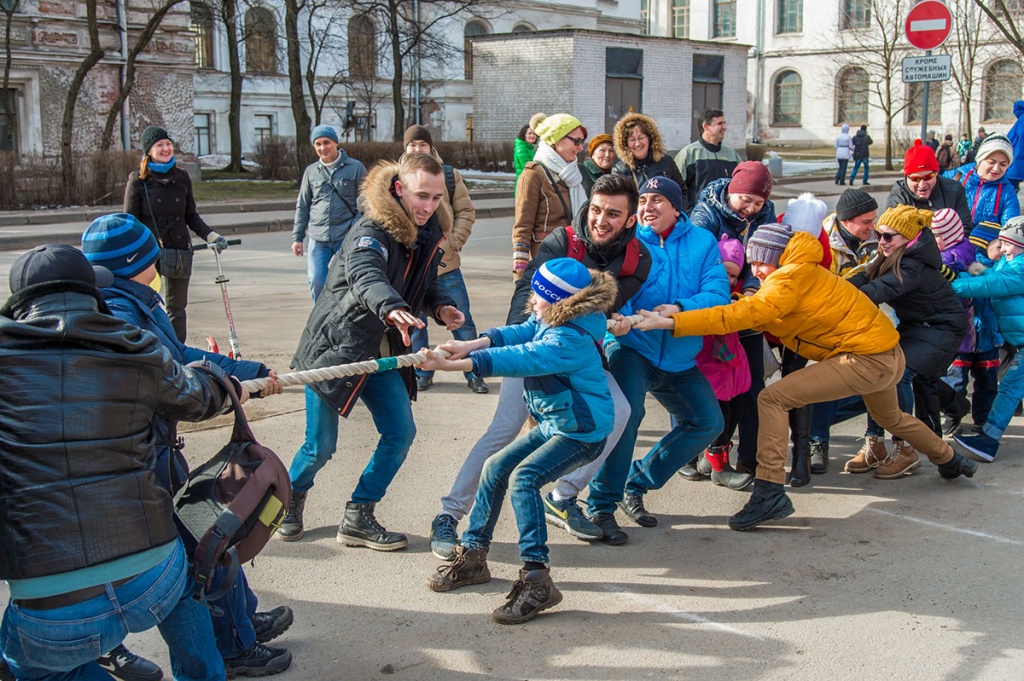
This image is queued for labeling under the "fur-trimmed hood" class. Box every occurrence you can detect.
[360,160,453,247]
[542,269,617,328]
[613,112,667,167]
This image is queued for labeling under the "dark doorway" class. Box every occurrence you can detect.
[692,55,724,141]
[605,47,643,134]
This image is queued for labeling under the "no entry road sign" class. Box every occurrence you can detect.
[905,0,953,51]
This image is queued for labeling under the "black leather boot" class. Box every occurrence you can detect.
[788,406,811,487]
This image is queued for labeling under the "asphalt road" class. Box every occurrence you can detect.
[1,226,1022,681]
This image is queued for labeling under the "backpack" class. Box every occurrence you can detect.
[564,225,640,277]
[443,164,456,204]
[936,144,952,170]
[174,364,291,603]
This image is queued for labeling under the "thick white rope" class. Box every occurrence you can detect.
[241,313,646,393]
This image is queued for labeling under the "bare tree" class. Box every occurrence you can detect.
[948,0,985,137]
[303,0,349,126]
[285,0,313,173]
[62,0,105,202]
[99,0,188,151]
[974,0,1024,59]
[1,0,18,152]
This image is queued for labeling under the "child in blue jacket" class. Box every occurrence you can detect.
[952,216,1024,461]
[421,258,616,624]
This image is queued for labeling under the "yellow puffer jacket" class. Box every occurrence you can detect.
[671,231,900,361]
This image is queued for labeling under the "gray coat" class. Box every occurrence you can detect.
[292,150,367,244]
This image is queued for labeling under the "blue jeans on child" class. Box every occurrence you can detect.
[587,345,724,515]
[0,540,223,681]
[410,269,478,380]
[811,366,915,441]
[289,371,416,501]
[460,428,605,564]
[981,349,1024,440]
[307,238,344,301]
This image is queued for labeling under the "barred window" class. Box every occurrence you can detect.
[672,0,690,39]
[836,66,869,125]
[773,70,802,125]
[463,20,488,80]
[841,0,871,30]
[349,14,377,79]
[244,7,277,74]
[777,0,802,33]
[713,0,736,38]
[983,60,1023,122]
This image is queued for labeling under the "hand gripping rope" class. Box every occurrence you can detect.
[239,314,646,394]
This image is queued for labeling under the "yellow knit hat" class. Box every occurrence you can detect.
[534,114,587,146]
[877,204,933,241]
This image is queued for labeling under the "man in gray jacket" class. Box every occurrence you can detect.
[291,124,367,300]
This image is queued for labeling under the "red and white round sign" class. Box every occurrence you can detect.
[904,0,953,51]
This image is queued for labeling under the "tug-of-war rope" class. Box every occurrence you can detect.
[241,314,645,393]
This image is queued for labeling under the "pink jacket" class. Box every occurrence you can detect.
[696,332,751,401]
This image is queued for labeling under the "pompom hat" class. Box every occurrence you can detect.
[534,114,587,146]
[718,234,745,269]
[877,205,932,241]
[531,257,591,305]
[784,193,828,238]
[903,139,939,175]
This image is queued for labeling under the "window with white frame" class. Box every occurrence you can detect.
[194,113,213,156]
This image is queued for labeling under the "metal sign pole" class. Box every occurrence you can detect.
[920,49,931,142]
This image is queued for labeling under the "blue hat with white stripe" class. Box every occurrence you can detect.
[531,257,591,305]
[81,213,161,279]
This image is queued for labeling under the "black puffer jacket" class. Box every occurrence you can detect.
[124,166,214,249]
[0,285,232,580]
[886,176,973,236]
[508,202,653,325]
[292,162,456,416]
[847,228,967,377]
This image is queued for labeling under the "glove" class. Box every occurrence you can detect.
[208,231,229,252]
[512,248,530,278]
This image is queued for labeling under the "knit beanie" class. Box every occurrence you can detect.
[976,133,1014,166]
[403,124,433,150]
[903,139,939,174]
[310,124,339,145]
[728,161,774,200]
[718,234,745,269]
[969,221,1001,250]
[784,192,828,238]
[534,114,587,146]
[746,223,793,267]
[81,213,161,279]
[529,112,547,132]
[999,216,1024,249]
[140,126,172,155]
[639,176,684,213]
[531,257,591,305]
[876,205,932,241]
[588,134,614,158]
[835,187,878,221]
[930,208,964,247]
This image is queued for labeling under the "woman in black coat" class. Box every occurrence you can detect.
[123,126,227,341]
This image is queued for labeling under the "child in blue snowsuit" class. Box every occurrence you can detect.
[422,258,616,625]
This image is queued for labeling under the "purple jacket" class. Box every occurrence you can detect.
[942,238,977,353]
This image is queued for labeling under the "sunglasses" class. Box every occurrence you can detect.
[874,230,900,242]
[908,172,937,182]
[565,135,586,147]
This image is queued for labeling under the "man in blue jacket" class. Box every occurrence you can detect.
[587,177,730,528]
[291,124,367,300]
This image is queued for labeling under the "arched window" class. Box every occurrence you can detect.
[191,3,215,70]
[772,70,802,125]
[905,81,943,125]
[512,23,535,33]
[464,20,488,80]
[244,7,277,74]
[984,60,1023,122]
[836,66,869,125]
[349,14,376,79]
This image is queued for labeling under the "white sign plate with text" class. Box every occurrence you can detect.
[901,54,952,83]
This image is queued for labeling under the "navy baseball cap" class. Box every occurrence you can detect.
[9,244,114,294]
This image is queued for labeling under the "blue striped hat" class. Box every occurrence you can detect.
[81,213,161,279]
[531,257,591,305]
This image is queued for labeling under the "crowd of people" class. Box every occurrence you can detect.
[3,105,1024,679]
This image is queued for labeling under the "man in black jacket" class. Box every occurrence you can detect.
[279,154,463,549]
[0,244,237,681]
[887,139,973,232]
[427,174,654,556]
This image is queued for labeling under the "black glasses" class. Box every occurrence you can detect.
[874,230,899,242]
[565,135,586,147]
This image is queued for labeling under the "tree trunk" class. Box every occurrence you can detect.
[388,0,404,142]
[2,4,16,149]
[61,0,105,203]
[223,0,245,172]
[285,0,312,171]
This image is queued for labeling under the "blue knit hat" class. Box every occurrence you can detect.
[310,124,339,145]
[969,221,1001,250]
[81,213,161,279]
[531,258,591,305]
[639,176,683,213]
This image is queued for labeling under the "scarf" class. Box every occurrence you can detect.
[533,142,587,216]
[148,157,176,174]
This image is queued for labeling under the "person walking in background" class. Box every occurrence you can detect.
[514,112,545,185]
[400,125,488,395]
[581,134,616,197]
[957,133,973,166]
[612,112,684,194]
[123,125,228,341]
[937,134,956,171]
[834,124,854,186]
[925,131,939,152]
[849,125,873,186]
[512,114,588,280]
[675,108,741,212]
[291,124,367,301]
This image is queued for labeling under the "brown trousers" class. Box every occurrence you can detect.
[756,346,954,485]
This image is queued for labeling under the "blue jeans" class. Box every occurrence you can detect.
[0,540,223,681]
[289,371,416,501]
[410,269,478,380]
[983,349,1024,440]
[210,566,257,658]
[461,428,604,564]
[943,349,1000,425]
[811,366,915,441]
[307,238,344,301]
[850,158,870,184]
[587,345,724,515]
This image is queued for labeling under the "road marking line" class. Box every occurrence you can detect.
[598,583,764,639]
[867,508,1023,546]
[910,18,946,32]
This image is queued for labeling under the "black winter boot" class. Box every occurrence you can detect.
[337,502,408,550]
[809,439,829,474]
[788,406,811,487]
[491,568,563,624]
[276,490,306,542]
[938,452,979,479]
[729,479,795,531]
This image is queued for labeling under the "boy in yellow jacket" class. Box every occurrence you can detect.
[636,223,978,530]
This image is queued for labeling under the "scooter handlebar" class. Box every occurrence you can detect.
[193,239,242,251]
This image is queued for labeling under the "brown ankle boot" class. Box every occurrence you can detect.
[427,545,490,592]
[844,436,888,473]
[491,568,563,624]
[874,440,921,479]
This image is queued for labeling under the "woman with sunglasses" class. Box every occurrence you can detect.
[512,114,588,281]
[611,112,684,194]
[887,140,973,232]
[816,205,968,479]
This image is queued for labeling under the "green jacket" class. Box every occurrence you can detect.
[514,138,535,181]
